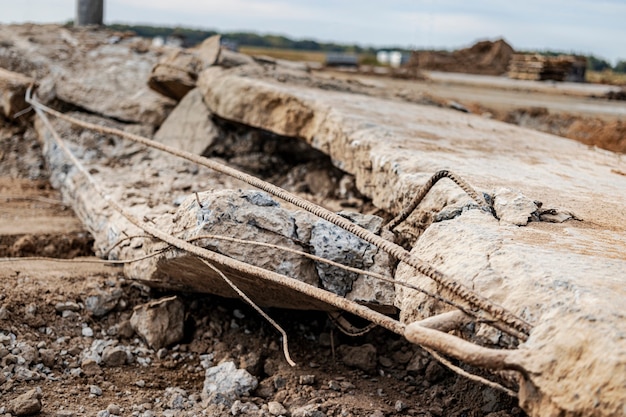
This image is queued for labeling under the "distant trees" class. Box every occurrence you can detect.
[614,60,626,73]
[104,23,400,54]
[586,55,612,72]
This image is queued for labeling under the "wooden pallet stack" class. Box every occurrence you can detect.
[508,54,581,81]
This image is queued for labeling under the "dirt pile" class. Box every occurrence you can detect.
[466,104,626,153]
[409,39,514,75]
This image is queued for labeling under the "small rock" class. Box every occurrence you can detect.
[106,404,121,415]
[299,374,315,385]
[273,376,287,390]
[116,319,135,339]
[39,349,56,367]
[130,296,185,350]
[202,361,258,400]
[85,289,122,317]
[230,400,259,415]
[425,361,447,383]
[56,411,76,417]
[82,327,94,337]
[81,358,102,376]
[157,348,168,360]
[291,404,326,417]
[369,411,385,417]
[337,344,377,372]
[55,301,80,313]
[239,351,262,376]
[378,356,393,368]
[9,387,42,416]
[164,387,188,410]
[328,380,341,391]
[90,385,103,396]
[395,400,407,412]
[268,401,287,416]
[102,346,128,367]
[406,352,429,373]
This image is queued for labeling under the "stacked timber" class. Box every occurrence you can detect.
[508,54,586,82]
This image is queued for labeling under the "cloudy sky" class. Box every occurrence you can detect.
[2,0,625,64]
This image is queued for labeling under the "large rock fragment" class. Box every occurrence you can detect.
[148,49,203,100]
[0,68,34,120]
[8,388,42,416]
[53,43,175,126]
[202,361,258,401]
[153,88,219,154]
[130,296,185,350]
[148,35,222,101]
[125,189,395,310]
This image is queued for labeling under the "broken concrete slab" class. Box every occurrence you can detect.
[0,24,174,127]
[34,111,396,312]
[124,189,395,311]
[153,88,220,154]
[197,65,626,417]
[197,65,626,232]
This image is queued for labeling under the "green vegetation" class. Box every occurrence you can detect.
[613,60,626,74]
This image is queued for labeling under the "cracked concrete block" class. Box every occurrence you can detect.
[125,189,396,311]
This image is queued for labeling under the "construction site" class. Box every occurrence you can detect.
[0,20,625,417]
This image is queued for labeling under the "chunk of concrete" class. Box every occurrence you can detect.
[153,88,220,154]
[130,296,185,350]
[493,187,538,226]
[202,361,258,400]
[9,387,42,416]
[0,68,35,120]
[125,189,395,311]
[148,49,203,101]
[0,24,174,127]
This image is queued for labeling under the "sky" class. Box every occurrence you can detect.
[1,0,625,64]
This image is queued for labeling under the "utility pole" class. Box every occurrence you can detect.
[75,0,104,26]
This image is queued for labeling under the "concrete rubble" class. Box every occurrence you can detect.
[1,24,625,417]
[130,296,185,350]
